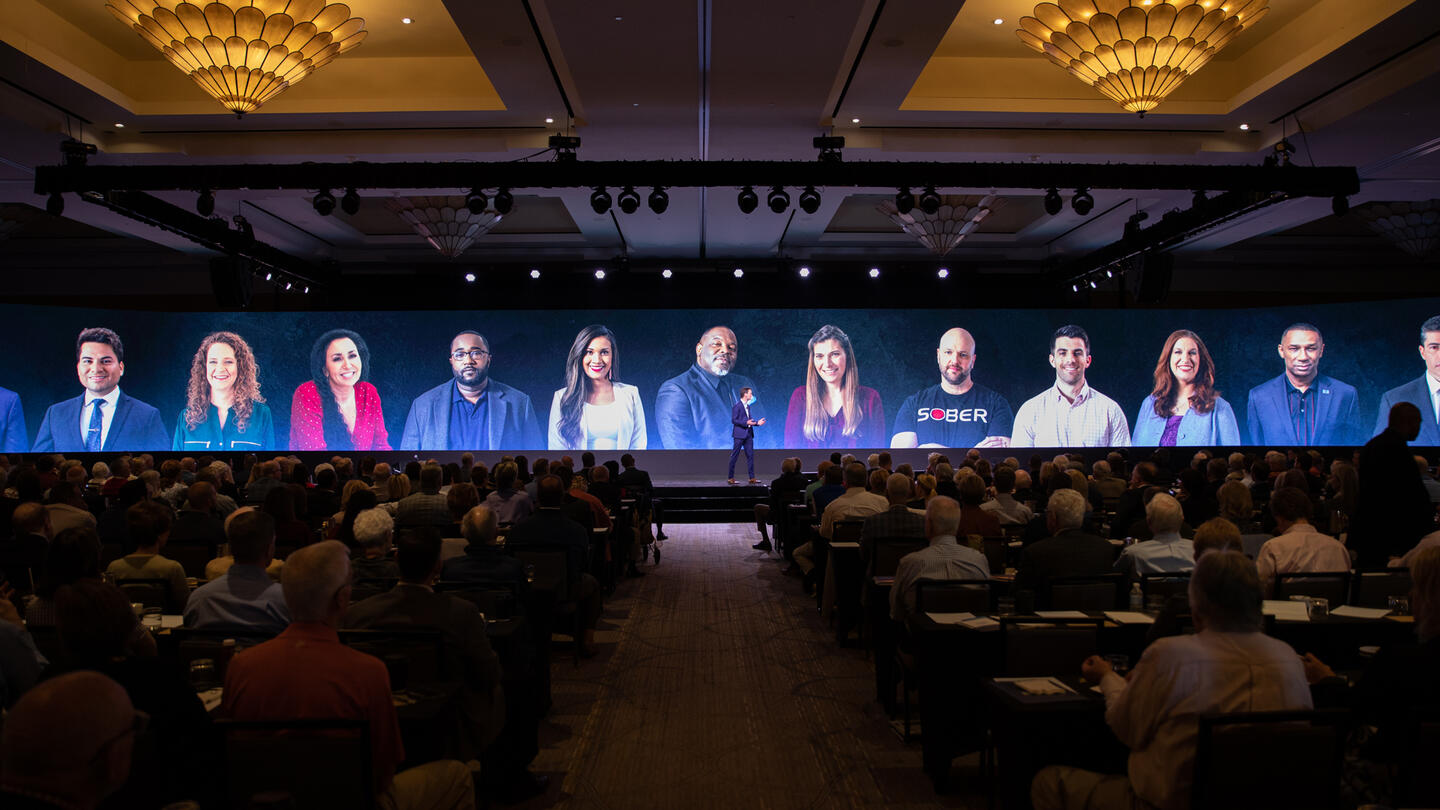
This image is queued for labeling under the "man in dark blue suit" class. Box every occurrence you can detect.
[727,387,765,485]
[0,385,26,452]
[32,327,169,453]
[1373,315,1440,446]
[655,325,764,449]
[1245,323,1361,445]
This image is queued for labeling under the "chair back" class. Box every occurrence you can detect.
[1350,568,1412,608]
[166,542,214,578]
[1046,573,1123,611]
[998,617,1102,677]
[1192,709,1347,810]
[1139,573,1191,601]
[981,537,1008,575]
[509,544,573,601]
[115,577,172,610]
[914,578,991,614]
[1274,571,1350,606]
[832,519,865,544]
[437,583,518,619]
[338,627,449,686]
[220,718,373,810]
[872,539,926,577]
[350,577,398,603]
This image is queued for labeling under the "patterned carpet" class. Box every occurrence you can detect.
[512,523,985,810]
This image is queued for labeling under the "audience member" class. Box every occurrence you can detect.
[1353,402,1433,566]
[394,464,452,529]
[1114,492,1194,579]
[351,507,401,583]
[24,525,102,627]
[185,509,289,633]
[1256,486,1351,596]
[43,481,96,535]
[981,467,1032,526]
[483,462,533,525]
[507,475,603,655]
[753,458,807,551]
[442,506,528,595]
[889,497,989,623]
[860,473,927,570]
[105,500,187,612]
[262,484,311,550]
[955,474,1002,540]
[1014,489,1114,607]
[168,481,226,549]
[3,501,51,589]
[794,463,888,585]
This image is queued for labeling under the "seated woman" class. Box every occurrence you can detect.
[290,329,391,451]
[173,331,274,451]
[784,324,885,449]
[548,324,647,450]
[1131,329,1240,446]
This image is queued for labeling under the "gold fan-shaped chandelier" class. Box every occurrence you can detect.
[106,0,367,115]
[1016,0,1269,115]
[877,195,1003,257]
[385,197,503,259]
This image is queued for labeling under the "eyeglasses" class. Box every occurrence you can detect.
[89,710,150,762]
[450,349,491,362]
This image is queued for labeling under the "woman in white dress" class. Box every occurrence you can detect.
[548,324,648,450]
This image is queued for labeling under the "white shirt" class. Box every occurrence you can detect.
[1116,530,1194,577]
[819,487,889,539]
[80,388,121,449]
[1254,522,1351,595]
[581,400,622,450]
[1012,382,1131,448]
[889,535,991,621]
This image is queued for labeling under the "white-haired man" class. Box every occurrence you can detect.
[889,496,990,623]
[1114,492,1195,579]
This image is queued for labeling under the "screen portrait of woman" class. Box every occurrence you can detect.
[1131,329,1239,446]
[783,324,885,449]
[290,329,391,451]
[548,324,647,450]
[174,331,274,451]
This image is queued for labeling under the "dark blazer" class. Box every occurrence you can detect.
[1352,428,1434,565]
[731,400,755,440]
[32,391,169,452]
[398,379,543,450]
[1246,374,1362,446]
[1014,528,1115,596]
[1375,376,1440,446]
[655,364,760,449]
[0,386,26,452]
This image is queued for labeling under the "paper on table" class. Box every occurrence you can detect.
[830,541,861,549]
[1035,610,1091,619]
[925,612,976,625]
[199,687,223,713]
[1330,605,1392,619]
[997,676,1075,696]
[161,614,184,629]
[1104,611,1156,625]
[962,616,1000,629]
[1262,600,1311,622]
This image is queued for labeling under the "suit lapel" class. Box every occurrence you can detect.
[487,386,507,450]
[431,384,451,448]
[103,393,131,451]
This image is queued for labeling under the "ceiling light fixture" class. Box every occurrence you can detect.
[1239,123,1250,131]
[1072,188,1094,216]
[737,185,759,214]
[196,188,214,216]
[464,272,476,283]
[648,187,668,214]
[895,187,915,214]
[341,187,360,215]
[733,267,744,278]
[590,187,612,215]
[312,189,336,216]
[1043,187,1063,215]
[617,186,641,214]
[401,16,412,24]
[662,268,673,279]
[385,196,501,258]
[868,267,880,278]
[107,0,368,115]
[493,188,514,215]
[798,266,811,278]
[851,117,860,124]
[798,186,821,214]
[464,189,487,215]
[918,186,941,215]
[114,122,125,128]
[937,267,949,279]
[879,194,1002,256]
[1016,0,1270,115]
[545,117,554,124]
[530,268,541,278]
[993,17,1004,25]
[767,186,790,214]
[594,268,606,280]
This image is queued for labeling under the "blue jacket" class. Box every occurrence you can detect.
[32,391,169,452]
[398,379,543,450]
[655,364,761,449]
[172,401,275,451]
[1245,374,1361,446]
[732,399,755,440]
[1131,395,1241,447]
[1375,376,1440,446]
[0,386,26,452]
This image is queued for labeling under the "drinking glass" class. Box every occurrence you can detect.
[142,607,163,630]
[996,596,1016,616]
[1387,595,1410,616]
[1308,597,1329,619]
[1103,653,1131,676]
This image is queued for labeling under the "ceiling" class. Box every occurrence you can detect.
[1,0,1437,306]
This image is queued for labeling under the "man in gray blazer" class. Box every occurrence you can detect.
[1374,315,1440,446]
[399,330,543,451]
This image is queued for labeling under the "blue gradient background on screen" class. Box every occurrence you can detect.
[1,299,1435,451]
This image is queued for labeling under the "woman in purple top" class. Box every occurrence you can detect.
[1132,329,1241,446]
[784,324,885,448]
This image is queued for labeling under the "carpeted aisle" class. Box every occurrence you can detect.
[515,523,982,809]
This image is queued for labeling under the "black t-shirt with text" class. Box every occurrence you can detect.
[891,383,1014,448]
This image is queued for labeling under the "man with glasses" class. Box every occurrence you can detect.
[400,330,543,451]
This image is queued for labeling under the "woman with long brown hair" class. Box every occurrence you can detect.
[783,324,885,448]
[1132,329,1240,446]
[172,331,274,450]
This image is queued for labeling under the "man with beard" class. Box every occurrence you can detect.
[1245,322,1361,446]
[655,325,765,449]
[399,330,544,450]
[891,327,1013,448]
[1012,325,1131,447]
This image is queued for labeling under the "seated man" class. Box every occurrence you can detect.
[185,509,290,634]
[794,463,889,583]
[393,464,452,529]
[482,462,533,526]
[1255,486,1351,596]
[890,496,990,623]
[1014,489,1115,600]
[105,500,188,613]
[223,540,475,810]
[980,467,1032,526]
[2,502,50,586]
[860,472,926,571]
[168,481,226,550]
[753,458,808,552]
[1114,492,1195,579]
[1033,550,1313,810]
[442,506,528,598]
[351,508,401,582]
[0,671,138,809]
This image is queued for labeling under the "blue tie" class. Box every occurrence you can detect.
[86,399,105,452]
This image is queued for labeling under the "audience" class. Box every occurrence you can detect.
[442,505,528,595]
[24,525,102,627]
[168,481,227,549]
[508,475,603,655]
[955,474,1002,540]
[1353,402,1433,566]
[350,507,401,584]
[860,473,927,569]
[889,497,989,623]
[980,466,1032,526]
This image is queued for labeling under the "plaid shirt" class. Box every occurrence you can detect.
[1012,382,1131,448]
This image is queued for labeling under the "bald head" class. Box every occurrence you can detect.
[1,671,136,806]
[937,327,977,390]
[885,472,913,505]
[925,495,962,539]
[695,325,738,376]
[281,540,351,623]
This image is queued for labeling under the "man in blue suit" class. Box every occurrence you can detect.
[1245,323,1361,445]
[655,326,765,449]
[1373,315,1440,446]
[399,330,543,450]
[32,327,168,452]
[0,385,26,452]
[727,387,765,485]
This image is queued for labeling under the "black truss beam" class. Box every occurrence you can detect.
[35,160,1360,198]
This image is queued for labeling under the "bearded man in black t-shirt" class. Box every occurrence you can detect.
[890,327,1014,449]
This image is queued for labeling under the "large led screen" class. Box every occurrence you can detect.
[1,300,1437,454]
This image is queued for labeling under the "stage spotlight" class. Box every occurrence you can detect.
[464,189,487,215]
[618,186,641,214]
[1332,195,1350,217]
[594,268,606,280]
[1105,267,1115,279]
[1072,283,1080,292]
[733,267,744,278]
[798,186,821,214]
[937,267,949,279]
[895,187,914,214]
[737,185,759,214]
[303,286,310,294]
[1072,188,1094,216]
[662,268,673,279]
[868,267,880,278]
[918,186,941,215]
[798,265,810,278]
[530,268,541,279]
[46,191,63,216]
[464,272,476,283]
[767,186,790,213]
[1043,187,1063,216]
[312,189,336,216]
[340,187,360,215]
[264,271,273,281]
[1089,278,1098,289]
[196,189,214,216]
[648,187,668,214]
[494,188,514,214]
[284,280,293,290]
[590,187,612,215]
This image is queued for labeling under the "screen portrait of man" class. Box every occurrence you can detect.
[398,330,543,450]
[1244,323,1360,446]
[655,325,764,449]
[0,385,26,452]
[891,327,1012,449]
[32,327,169,452]
[1374,315,1440,445]
[1011,325,1130,448]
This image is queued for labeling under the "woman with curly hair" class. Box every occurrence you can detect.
[547,324,647,450]
[290,328,391,451]
[1131,329,1240,446]
[172,331,274,451]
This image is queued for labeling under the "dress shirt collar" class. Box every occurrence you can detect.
[1284,377,1316,398]
[693,362,725,391]
[1280,521,1320,537]
[1052,381,1092,405]
[451,379,488,403]
[1150,530,1184,545]
[85,386,121,409]
[227,563,273,581]
[1428,370,1440,393]
[927,534,958,547]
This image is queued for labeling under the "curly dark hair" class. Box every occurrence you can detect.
[309,329,371,450]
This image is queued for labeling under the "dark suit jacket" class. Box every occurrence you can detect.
[398,379,543,450]
[1246,374,1361,446]
[1014,529,1115,597]
[507,508,589,588]
[32,391,169,452]
[1353,428,1434,565]
[616,467,653,494]
[1375,376,1440,446]
[0,386,26,452]
[655,364,761,449]
[732,400,755,440]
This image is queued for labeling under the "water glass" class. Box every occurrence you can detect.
[1145,594,1167,615]
[1387,595,1410,616]
[141,607,163,630]
[1103,653,1131,676]
[1307,597,1329,619]
[189,658,217,690]
[996,596,1016,616]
